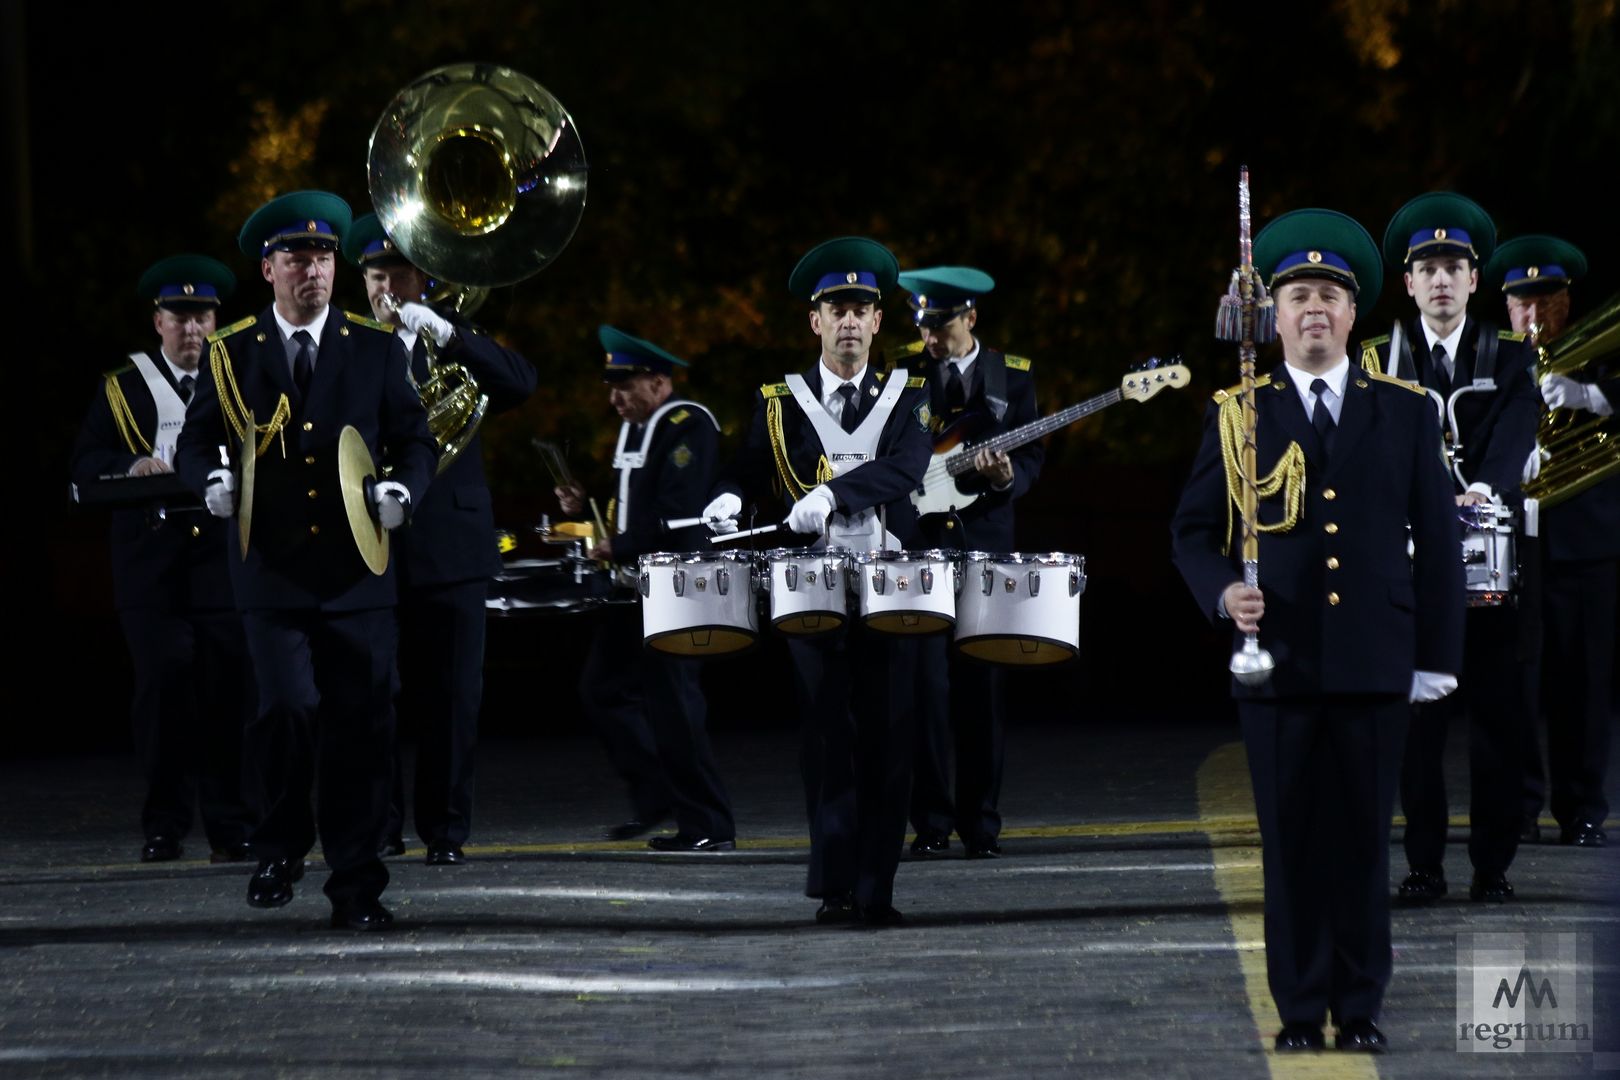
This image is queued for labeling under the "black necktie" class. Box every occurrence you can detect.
[837,383,860,434]
[292,329,314,400]
[1431,342,1452,389]
[178,374,194,404]
[1311,378,1336,456]
[945,363,966,411]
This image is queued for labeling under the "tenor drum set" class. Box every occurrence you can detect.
[635,547,1087,664]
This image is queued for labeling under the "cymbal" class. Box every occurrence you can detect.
[237,410,255,560]
[338,425,389,576]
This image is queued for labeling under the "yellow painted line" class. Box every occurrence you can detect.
[1196,740,1379,1079]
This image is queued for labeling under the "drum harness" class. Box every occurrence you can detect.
[779,369,907,551]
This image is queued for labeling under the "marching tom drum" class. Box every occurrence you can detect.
[1459,504,1516,607]
[954,552,1085,665]
[854,550,956,634]
[637,551,758,656]
[762,548,850,635]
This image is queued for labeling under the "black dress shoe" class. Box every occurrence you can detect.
[1397,866,1447,903]
[330,899,394,932]
[909,832,950,857]
[1560,820,1608,847]
[1275,1022,1325,1051]
[378,835,407,858]
[425,841,465,865]
[140,835,182,863]
[210,842,253,864]
[859,904,906,928]
[247,858,303,908]
[605,819,659,842]
[815,895,858,925]
[964,838,1002,859]
[1470,871,1515,902]
[647,834,736,852]
[1334,1018,1387,1052]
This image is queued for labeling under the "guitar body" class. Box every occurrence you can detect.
[912,442,979,517]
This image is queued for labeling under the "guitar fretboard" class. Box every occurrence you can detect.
[946,389,1124,477]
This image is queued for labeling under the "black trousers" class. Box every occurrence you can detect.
[790,625,916,911]
[386,579,487,847]
[578,603,734,839]
[240,607,395,907]
[1400,604,1528,876]
[910,633,1005,843]
[1241,696,1407,1027]
[118,606,255,849]
[1533,558,1617,829]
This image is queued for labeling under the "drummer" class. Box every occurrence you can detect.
[702,237,931,926]
[556,326,736,851]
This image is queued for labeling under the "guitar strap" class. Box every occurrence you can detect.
[981,349,1009,423]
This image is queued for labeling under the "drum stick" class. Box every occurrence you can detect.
[708,523,780,544]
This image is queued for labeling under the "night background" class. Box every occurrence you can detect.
[9,0,1618,753]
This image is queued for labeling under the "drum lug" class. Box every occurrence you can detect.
[981,566,994,596]
[1069,570,1084,597]
[716,567,729,595]
[1027,570,1040,597]
[786,564,798,590]
[920,566,934,594]
[638,572,649,599]
[673,569,686,597]
[823,562,838,590]
[873,567,886,594]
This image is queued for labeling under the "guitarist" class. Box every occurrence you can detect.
[896,267,1043,859]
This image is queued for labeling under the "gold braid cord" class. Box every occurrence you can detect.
[765,396,833,502]
[103,376,151,456]
[1218,396,1306,555]
[209,339,291,457]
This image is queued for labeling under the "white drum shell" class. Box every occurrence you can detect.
[1459,506,1516,607]
[637,552,758,656]
[954,552,1085,665]
[854,550,956,634]
[762,548,849,635]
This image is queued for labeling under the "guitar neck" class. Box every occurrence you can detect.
[946,389,1124,476]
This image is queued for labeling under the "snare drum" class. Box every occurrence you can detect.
[486,557,609,615]
[638,551,758,656]
[762,548,850,634]
[1459,504,1516,607]
[854,550,956,634]
[954,552,1085,665]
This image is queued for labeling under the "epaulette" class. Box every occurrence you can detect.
[667,407,691,425]
[1211,374,1272,404]
[881,340,926,369]
[207,314,257,343]
[1498,329,1527,342]
[905,376,927,389]
[760,382,793,399]
[103,363,135,378]
[1367,371,1426,395]
[344,310,392,333]
[1005,355,1032,372]
[1360,334,1390,348]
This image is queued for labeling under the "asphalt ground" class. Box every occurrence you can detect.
[1,719,1615,1079]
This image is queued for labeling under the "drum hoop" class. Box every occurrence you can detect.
[962,551,1085,567]
[638,550,756,567]
[852,548,953,565]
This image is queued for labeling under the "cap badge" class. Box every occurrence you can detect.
[1307,251,1322,263]
[383,239,394,251]
[917,295,929,309]
[182,283,195,295]
[1527,266,1540,278]
[306,220,318,231]
[1434,228,1447,241]
[845,272,858,284]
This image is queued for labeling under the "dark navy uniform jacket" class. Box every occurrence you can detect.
[1172,363,1466,699]
[175,305,436,612]
[716,362,932,547]
[393,313,536,588]
[917,344,1042,552]
[1365,316,1539,497]
[71,360,235,612]
[610,397,721,560]
[1541,370,1620,562]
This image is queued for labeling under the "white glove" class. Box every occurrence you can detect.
[787,486,836,535]
[204,468,235,518]
[395,302,454,348]
[702,493,741,534]
[1410,671,1457,704]
[1540,374,1593,413]
[372,480,411,531]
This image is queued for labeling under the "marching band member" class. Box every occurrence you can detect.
[343,212,538,866]
[1488,235,1614,848]
[703,237,930,926]
[895,267,1042,860]
[1362,193,1540,904]
[70,255,256,865]
[175,192,435,931]
[557,327,736,851]
[1173,208,1463,1051]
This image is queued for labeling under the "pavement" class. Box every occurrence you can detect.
[1,719,1615,1079]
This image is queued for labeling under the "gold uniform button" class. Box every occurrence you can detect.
[307,489,318,499]
[1325,522,1339,534]
[302,421,314,432]
[1327,592,1341,605]
[1322,488,1337,500]
[310,525,320,536]
[190,526,201,538]
[304,455,316,466]
[1326,557,1340,570]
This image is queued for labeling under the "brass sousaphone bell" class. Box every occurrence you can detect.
[366,62,588,475]
[1521,293,1620,509]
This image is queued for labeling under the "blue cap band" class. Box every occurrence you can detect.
[1405,227,1477,262]
[1502,263,1568,290]
[1271,249,1359,290]
[154,282,221,305]
[811,270,880,302]
[261,219,341,255]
